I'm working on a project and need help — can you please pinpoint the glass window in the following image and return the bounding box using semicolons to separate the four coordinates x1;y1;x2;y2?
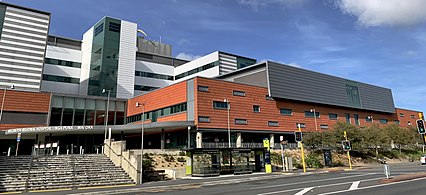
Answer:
213;101;228;109
296;123;305;128
305;111;320;118
320;124;328;129
345;113;351;123
354;114;360;126
329;113;338;120
64;97;74;109
198;116;210;123
235;118;248;125
268;121;279;127
280;108;292;115
380;119;388;124
44;58;81;68
43;74;79;84
85;99;95;125
366;116;373;123
411;115;415;118
74;109;84;125
51;96;63;108
116;111;124;125
233;90;246;97
399;113;405;117
198;86;209;92
62;108;73;126
345;81;361;108
49;107;62;126
253;105;260;113
394;120;400;125
408;121;412;126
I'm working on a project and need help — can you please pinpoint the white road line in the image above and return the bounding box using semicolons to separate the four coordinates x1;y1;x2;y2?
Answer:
257;177;381;195
295;187;314;195
318;177;426;195
348;181;360;190
250;173;376;190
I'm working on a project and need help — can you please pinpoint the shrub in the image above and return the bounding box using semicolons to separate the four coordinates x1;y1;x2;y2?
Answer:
305;153;324;168
177;157;186;162
178;151;186;156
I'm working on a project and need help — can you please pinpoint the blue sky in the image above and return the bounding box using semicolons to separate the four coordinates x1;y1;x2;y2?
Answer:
7;0;426;112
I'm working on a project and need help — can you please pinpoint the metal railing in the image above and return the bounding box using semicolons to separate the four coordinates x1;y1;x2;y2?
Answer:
202;142;236;148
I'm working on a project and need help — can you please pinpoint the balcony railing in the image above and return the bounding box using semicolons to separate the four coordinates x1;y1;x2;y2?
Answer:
202;142;299;149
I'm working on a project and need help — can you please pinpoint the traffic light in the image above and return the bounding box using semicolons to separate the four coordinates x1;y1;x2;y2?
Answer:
342;140;351;151
416;119;425;134
294;132;303;142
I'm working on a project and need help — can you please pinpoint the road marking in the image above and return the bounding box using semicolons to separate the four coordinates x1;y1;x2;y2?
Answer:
0;192;22;194
78;184;136;190
318;177;426;195
257;177;381;195
295;187;314;195
250;173;376;190
348;181;360;190
28;188;72;193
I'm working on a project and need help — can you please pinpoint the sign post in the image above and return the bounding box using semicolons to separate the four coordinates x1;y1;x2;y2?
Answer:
343;131;352;170
296;124;306;173
15;133;21;156
263;138;272;173
280;136;287;171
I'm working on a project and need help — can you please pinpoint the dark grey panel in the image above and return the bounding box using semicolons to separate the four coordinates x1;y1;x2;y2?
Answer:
267;61;395;113
358;83;395;113
3;112;47;124
234;70;268;88
186;79;194;121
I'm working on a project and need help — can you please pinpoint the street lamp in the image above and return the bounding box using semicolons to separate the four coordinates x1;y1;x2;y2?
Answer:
102;89;111;141
0;84;14;123
136;101;145;184
224;98;231;148
310;108;318;131
187;126;191;148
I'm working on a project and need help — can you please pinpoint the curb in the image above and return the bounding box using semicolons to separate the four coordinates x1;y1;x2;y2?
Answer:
380;172;426;183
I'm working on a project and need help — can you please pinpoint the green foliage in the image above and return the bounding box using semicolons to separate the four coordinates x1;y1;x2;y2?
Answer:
270;152;283;165
178;151;186;156
305;153;324;168
177;157;186;162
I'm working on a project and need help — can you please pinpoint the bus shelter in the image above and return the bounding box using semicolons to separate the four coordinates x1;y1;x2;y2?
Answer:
184;148;266;177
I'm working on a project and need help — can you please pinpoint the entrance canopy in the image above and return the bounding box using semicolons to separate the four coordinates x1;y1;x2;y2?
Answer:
4;121;194;135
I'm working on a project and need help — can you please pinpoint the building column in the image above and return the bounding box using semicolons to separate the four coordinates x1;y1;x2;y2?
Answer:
196;131;203;148
269;134;275;149
161;129;165;150
236;133;242;148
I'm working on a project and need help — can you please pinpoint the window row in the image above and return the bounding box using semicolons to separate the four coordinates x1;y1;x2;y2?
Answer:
399;113;416;118
127;103;187;123
175;61;220;80
43;74;80;84
135;71;174;81
134;85;159;92
45;58;82;68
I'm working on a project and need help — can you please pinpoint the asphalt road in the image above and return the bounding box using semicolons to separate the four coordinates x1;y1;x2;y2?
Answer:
38;162;426;195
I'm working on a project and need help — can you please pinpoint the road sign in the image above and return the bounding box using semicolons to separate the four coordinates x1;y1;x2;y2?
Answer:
342;140;351;151
416;119;425;134
263;138;270;148
16;133;21;142
294;132;302;142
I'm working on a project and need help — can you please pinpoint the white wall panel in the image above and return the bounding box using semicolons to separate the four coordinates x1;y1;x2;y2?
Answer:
116;20;137;99
45;45;82;63
135;60;174;75
79;27;94;96
42;64;80;78
41;80;79;94
174;51;219;75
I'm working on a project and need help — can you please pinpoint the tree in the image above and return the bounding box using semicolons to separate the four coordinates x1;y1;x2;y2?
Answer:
384;124;414;154
360;124;390;156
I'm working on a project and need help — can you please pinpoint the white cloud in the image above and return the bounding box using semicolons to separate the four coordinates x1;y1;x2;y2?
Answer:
237;0;305;11
336;0;426;27
175;52;202;61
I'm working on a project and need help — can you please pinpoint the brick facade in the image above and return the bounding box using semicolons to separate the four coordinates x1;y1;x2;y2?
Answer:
128;77;422;133
395;108;421;127
0;90;51;130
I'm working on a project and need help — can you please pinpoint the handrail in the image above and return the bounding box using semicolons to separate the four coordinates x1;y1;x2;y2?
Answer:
103;143;140;174
24;154;35;192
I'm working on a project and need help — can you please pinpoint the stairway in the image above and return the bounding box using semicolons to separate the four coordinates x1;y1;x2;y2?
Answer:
0;154;135;192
